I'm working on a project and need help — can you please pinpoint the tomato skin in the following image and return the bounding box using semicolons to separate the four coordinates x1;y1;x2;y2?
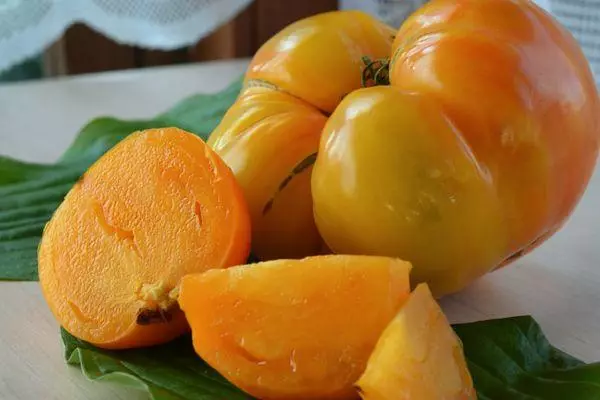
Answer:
389;0;599;259
209;10;393;261
211;0;599;293
312;87;507;296
209;86;327;261
312;0;600;296
246;10;395;114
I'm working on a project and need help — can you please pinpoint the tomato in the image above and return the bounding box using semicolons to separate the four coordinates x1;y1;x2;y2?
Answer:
312;87;506;296
246;10;395;114
210;1;599;293
208;86;327;260
312;0;599;295
209;11;394;260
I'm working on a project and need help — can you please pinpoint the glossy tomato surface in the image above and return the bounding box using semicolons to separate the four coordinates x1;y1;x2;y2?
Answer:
209;11;394;261
312;0;599;295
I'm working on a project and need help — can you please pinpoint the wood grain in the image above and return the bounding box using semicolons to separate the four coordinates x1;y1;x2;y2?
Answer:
0;282;148;400
139;48;189;68
255;0;338;45
64;24;136;75
190;2;257;61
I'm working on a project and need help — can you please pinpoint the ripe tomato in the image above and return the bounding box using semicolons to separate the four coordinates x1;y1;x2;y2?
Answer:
312;0;599;295
209;11;394;261
210;1;599;295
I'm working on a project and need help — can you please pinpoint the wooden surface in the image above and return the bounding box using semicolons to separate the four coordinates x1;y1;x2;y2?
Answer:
1;59;600;399
0;60;249;164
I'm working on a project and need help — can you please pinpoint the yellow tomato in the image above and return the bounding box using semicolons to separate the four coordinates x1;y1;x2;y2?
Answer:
208;86;327;260
312;87;506;296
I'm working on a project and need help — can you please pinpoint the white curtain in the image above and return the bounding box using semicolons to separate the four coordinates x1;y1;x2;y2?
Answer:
0;0;253;73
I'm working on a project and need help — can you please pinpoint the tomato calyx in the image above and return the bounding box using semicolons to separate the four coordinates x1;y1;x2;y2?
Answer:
361;56;390;87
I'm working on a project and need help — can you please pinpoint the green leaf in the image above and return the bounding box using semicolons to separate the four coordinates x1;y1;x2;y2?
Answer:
453;316;600;399
62;329;253;400
0;78;242;281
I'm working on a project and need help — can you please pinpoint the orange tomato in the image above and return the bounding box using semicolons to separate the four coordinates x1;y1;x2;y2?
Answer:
208;86;327;260
179;255;412;400
209;11;394;261
39;128;251;349
246;10;395;114
211;1;599;295
312;0;599;295
390;0;599;260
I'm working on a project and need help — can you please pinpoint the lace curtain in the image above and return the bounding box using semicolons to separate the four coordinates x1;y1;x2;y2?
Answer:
0;0;253;73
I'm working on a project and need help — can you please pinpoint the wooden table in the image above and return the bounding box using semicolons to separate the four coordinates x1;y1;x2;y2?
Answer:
1;59;599;399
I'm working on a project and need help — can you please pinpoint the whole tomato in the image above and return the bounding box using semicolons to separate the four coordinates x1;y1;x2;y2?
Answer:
246;11;396;113
312;0;600;295
209;11;394;260
208;86;326;260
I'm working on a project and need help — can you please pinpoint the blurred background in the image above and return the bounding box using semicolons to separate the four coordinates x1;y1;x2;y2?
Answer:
0;0;597;84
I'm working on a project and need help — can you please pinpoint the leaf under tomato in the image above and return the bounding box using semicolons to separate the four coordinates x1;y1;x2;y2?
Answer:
62;328;252;400
454;316;600;399
61;316;600;400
